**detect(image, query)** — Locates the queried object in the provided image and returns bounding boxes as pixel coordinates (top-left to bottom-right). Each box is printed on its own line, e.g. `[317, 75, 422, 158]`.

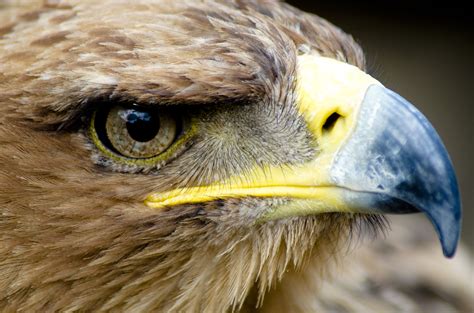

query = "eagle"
[0, 0, 472, 312]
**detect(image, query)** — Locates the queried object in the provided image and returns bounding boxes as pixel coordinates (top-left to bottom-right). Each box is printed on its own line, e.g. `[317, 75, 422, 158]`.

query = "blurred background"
[287, 0, 473, 249]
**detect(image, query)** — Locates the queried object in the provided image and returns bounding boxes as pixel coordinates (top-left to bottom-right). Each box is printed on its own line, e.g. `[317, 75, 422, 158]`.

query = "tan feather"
[0, 1, 471, 312]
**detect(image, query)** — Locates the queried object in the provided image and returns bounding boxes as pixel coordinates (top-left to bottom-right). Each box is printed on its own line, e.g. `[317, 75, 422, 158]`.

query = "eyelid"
[89, 110, 198, 167]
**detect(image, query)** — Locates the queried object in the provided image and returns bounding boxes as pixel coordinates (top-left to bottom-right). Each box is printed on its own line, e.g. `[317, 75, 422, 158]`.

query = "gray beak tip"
[426, 190, 462, 258]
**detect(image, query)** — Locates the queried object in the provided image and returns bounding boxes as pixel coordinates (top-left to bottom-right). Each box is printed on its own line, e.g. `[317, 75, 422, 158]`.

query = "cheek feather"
[2, 1, 463, 312]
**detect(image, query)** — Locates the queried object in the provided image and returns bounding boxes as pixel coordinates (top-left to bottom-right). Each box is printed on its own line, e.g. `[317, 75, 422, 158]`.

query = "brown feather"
[0, 1, 471, 312]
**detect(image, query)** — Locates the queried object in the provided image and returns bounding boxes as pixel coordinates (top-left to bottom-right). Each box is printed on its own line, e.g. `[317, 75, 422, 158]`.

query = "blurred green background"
[287, 1, 473, 248]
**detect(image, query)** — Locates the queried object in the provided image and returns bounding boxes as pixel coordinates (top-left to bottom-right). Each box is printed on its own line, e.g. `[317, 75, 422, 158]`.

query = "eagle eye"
[89, 104, 189, 166]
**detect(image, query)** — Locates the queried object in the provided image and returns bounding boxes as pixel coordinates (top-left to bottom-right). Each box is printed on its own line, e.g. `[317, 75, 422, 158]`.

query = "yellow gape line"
[145, 56, 380, 214]
[145, 186, 344, 208]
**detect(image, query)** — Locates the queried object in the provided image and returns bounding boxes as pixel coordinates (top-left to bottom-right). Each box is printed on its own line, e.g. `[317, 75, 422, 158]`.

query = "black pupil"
[125, 110, 160, 142]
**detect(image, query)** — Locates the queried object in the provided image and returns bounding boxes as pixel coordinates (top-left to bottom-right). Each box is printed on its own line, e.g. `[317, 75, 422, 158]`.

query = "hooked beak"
[329, 84, 461, 257]
[145, 55, 462, 258]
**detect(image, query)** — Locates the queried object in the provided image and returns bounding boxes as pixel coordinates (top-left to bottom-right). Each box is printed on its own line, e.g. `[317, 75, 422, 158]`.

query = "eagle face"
[0, 1, 461, 312]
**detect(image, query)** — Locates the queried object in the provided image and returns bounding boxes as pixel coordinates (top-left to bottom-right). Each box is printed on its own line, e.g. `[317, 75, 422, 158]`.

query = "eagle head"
[0, 0, 461, 311]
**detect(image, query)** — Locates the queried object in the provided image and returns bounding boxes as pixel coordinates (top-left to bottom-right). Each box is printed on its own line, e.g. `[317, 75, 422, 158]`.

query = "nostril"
[322, 112, 342, 133]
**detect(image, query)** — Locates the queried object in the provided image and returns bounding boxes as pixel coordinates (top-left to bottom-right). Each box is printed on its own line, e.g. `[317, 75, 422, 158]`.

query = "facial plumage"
[0, 1, 462, 312]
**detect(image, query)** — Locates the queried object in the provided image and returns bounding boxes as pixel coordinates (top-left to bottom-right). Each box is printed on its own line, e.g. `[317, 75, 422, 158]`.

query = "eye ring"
[104, 105, 177, 159]
[89, 103, 196, 167]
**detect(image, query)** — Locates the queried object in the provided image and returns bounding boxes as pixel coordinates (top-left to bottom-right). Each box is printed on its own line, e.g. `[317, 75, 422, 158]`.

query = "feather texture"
[0, 1, 471, 312]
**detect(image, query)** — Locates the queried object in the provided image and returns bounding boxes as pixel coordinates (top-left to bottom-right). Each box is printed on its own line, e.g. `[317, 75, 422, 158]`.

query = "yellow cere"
[145, 55, 381, 216]
[297, 55, 380, 151]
